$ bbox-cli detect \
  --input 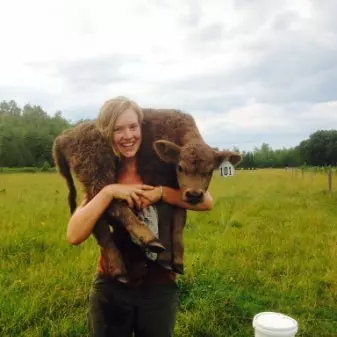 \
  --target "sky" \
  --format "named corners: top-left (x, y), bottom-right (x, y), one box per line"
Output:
top-left (0, 0), bottom-right (336, 152)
